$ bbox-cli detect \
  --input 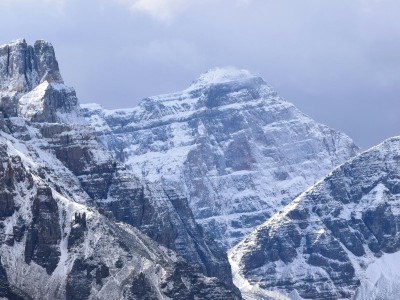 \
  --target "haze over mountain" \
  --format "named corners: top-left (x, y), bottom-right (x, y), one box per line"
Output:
top-left (1, 0), bottom-right (400, 148)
